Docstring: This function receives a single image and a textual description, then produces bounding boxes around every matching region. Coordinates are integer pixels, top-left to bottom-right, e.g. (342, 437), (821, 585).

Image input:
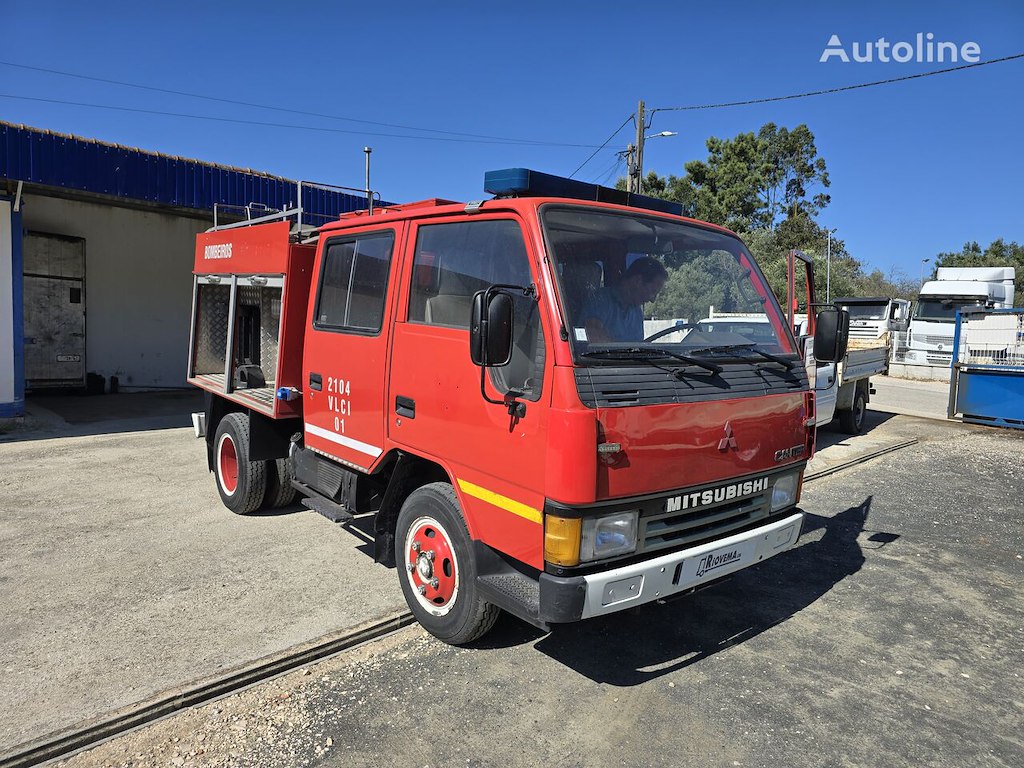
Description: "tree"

(623, 121), (931, 312)
(933, 239), (1024, 276)
(630, 123), (831, 232)
(757, 123), (831, 227)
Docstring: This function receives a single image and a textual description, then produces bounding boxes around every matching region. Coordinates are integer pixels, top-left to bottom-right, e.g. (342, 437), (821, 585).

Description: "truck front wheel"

(213, 412), (267, 514)
(395, 483), (499, 645)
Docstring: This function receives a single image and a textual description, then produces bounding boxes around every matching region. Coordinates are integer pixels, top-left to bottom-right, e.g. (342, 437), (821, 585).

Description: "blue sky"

(2, 0), (1022, 282)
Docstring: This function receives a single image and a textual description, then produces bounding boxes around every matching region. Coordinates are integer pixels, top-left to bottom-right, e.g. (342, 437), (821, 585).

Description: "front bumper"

(539, 509), (804, 622)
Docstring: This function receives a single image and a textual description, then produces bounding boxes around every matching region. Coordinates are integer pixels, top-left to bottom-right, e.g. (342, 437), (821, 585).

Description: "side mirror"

(813, 307), (850, 363)
(470, 290), (514, 367)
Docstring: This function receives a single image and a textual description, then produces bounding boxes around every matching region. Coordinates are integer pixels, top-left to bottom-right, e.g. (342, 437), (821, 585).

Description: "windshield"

(542, 206), (794, 359)
(842, 304), (888, 321)
(913, 298), (984, 322)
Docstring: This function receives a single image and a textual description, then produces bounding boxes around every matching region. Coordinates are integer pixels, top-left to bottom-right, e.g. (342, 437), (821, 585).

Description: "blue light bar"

(484, 168), (683, 216)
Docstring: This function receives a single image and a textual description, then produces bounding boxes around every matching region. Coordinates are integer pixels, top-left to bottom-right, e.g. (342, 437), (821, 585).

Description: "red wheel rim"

(405, 517), (459, 614)
(218, 434), (238, 495)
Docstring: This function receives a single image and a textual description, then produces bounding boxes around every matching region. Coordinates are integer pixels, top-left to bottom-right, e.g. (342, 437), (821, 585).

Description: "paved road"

(1, 395), (915, 756)
(869, 375), (951, 421)
(0, 423), (405, 752)
(52, 416), (1024, 768)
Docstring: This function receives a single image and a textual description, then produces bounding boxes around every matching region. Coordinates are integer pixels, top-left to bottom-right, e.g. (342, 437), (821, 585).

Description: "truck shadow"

(814, 410), (896, 452)
(2, 391), (206, 444)
(520, 498), (875, 685)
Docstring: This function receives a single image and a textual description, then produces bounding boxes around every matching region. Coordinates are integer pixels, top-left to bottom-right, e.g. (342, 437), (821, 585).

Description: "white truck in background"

(832, 296), (910, 342)
(694, 307), (884, 434)
(906, 267), (1016, 366)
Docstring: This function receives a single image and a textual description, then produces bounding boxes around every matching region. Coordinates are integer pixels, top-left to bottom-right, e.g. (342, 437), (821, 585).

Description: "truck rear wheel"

(263, 458), (297, 509)
(213, 412), (267, 515)
(839, 385), (867, 435)
(395, 483), (499, 645)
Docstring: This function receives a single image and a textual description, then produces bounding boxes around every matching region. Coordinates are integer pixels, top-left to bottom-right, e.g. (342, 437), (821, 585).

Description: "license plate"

(678, 539), (757, 585)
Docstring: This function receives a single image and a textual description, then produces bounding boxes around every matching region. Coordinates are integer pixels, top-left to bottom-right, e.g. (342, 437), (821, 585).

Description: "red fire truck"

(187, 169), (846, 644)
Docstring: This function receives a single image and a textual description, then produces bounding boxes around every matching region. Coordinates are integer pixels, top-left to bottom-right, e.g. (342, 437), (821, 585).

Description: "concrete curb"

(869, 406), (956, 423)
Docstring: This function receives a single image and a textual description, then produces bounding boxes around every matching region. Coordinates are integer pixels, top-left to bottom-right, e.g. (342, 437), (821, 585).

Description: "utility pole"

(624, 143), (636, 192)
(630, 100), (646, 194)
(826, 229), (832, 304)
(364, 147), (373, 215)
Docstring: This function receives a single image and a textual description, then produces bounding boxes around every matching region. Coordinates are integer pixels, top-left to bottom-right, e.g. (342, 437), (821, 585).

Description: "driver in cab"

(581, 256), (668, 342)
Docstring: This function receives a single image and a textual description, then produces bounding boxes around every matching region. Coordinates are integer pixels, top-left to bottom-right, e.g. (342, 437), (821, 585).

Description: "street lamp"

(920, 258), (931, 286)
(624, 118), (678, 192)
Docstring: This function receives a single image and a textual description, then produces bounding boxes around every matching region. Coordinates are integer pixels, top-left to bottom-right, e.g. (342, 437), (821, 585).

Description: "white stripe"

(304, 423), (383, 458)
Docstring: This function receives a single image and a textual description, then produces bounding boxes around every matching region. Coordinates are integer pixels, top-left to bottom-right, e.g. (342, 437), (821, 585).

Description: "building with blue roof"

(1, 122), (380, 417)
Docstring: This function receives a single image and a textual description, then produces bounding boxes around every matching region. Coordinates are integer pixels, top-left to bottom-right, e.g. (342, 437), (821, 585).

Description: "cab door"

(303, 225), (402, 471)
(388, 215), (552, 568)
(815, 360), (839, 425)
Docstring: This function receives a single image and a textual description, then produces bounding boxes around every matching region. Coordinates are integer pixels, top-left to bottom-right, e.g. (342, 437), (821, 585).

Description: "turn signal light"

(544, 515), (582, 566)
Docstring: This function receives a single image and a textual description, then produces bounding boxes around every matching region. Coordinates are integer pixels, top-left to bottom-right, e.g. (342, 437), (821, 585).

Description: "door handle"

(395, 395), (415, 419)
(309, 372), (323, 391)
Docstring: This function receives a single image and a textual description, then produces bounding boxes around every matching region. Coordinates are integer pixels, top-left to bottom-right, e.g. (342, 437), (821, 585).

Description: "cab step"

(477, 572), (541, 622)
(473, 541), (548, 631)
(300, 495), (354, 525)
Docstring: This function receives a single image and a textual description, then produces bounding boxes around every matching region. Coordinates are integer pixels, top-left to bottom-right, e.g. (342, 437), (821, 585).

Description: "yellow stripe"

(457, 479), (543, 525)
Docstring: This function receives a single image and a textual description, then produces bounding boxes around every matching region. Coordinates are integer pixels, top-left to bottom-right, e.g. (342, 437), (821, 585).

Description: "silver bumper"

(579, 511), (805, 619)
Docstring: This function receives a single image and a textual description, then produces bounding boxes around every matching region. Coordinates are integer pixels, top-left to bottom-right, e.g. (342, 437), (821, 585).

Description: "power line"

(0, 60), (563, 147)
(572, 54), (1024, 185)
(0, 93), (603, 148)
(655, 53), (1024, 113)
(597, 157), (626, 187)
(567, 114), (634, 178)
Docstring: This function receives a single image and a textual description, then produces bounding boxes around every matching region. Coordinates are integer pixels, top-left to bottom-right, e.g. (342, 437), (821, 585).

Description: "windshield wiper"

(582, 346), (723, 375)
(686, 343), (796, 370)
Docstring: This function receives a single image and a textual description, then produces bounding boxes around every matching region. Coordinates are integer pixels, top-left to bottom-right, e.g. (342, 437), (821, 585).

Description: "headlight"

(771, 473), (799, 511)
(580, 510), (638, 561)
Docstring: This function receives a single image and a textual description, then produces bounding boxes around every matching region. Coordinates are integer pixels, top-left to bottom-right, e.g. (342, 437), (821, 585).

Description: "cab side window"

(315, 231), (394, 334)
(409, 220), (545, 401)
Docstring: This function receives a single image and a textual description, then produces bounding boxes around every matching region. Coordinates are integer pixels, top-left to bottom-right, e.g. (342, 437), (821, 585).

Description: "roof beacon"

(483, 168), (684, 216)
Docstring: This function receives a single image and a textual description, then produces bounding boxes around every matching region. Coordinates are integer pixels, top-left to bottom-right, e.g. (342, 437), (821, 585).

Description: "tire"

(838, 385), (867, 435)
(394, 482), (499, 645)
(213, 412), (267, 515)
(263, 457), (297, 509)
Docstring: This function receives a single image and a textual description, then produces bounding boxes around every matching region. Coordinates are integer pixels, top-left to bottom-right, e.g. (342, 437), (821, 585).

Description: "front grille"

(639, 491), (770, 555)
(575, 361), (807, 408)
(848, 327), (881, 339)
(922, 335), (953, 346)
(542, 466), (804, 577)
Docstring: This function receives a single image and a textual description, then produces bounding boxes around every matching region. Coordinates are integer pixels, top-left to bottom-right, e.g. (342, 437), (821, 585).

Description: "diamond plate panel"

(260, 288), (282, 383)
(194, 284), (230, 375)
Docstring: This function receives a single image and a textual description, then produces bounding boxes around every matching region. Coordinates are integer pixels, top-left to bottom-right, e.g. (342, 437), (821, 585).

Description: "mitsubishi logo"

(718, 422), (738, 452)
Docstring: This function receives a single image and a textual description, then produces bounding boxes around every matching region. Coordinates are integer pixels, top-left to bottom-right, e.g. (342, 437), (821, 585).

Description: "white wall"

(21, 195), (208, 389)
(0, 199), (14, 406)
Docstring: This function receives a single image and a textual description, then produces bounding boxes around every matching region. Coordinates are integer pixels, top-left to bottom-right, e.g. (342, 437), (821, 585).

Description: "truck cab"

(187, 169), (846, 644)
(833, 296), (909, 341)
(907, 268), (1016, 366)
